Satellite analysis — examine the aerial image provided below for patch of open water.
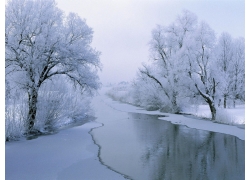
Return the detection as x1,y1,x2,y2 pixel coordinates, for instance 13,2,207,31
91,112,244,180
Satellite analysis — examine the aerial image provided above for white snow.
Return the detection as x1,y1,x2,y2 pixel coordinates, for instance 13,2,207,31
5,121,125,180
182,104,245,125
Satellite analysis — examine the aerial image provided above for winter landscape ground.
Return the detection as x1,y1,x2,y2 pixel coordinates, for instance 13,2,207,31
5,87,245,179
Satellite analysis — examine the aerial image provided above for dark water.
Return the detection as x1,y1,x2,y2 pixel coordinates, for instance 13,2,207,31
91,113,245,180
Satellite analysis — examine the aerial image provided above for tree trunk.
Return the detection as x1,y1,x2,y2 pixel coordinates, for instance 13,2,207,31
208,100,216,120
27,87,38,132
194,84,217,120
171,91,179,113
224,94,227,108
218,99,221,107
233,100,236,108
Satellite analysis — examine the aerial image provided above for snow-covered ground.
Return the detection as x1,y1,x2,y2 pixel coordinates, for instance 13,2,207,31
5,121,125,180
182,104,245,125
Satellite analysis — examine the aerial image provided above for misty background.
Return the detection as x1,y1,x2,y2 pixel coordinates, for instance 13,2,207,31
55,0,245,84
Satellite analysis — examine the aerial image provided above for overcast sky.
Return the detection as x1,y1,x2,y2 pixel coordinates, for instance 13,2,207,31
49,1,245,84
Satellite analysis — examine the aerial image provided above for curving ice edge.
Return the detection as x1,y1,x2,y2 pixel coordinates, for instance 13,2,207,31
99,89,245,141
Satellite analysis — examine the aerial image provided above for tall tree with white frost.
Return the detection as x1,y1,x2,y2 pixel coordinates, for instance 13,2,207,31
215,32,234,108
214,33,245,108
231,37,245,107
138,10,197,113
183,22,218,120
5,0,101,132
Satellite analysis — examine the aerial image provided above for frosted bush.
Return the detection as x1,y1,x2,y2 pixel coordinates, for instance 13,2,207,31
5,78,92,140
106,81,182,113
5,93,28,141
215,109,236,125
106,82,133,104
34,80,91,131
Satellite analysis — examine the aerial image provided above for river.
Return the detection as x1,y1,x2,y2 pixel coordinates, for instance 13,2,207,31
91,96,245,180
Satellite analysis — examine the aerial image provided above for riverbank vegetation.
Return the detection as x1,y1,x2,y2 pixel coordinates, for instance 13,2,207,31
106,82,244,126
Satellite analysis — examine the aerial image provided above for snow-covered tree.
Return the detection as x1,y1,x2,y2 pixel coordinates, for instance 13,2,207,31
215,32,234,108
183,21,218,120
134,65,168,111
5,0,101,133
132,10,244,120
214,33,245,108
231,37,245,106
135,10,198,113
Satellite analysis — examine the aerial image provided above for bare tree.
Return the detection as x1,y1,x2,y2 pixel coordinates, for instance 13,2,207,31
5,0,101,132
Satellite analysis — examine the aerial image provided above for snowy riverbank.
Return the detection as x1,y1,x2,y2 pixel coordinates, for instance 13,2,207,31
99,87,245,140
5,121,125,180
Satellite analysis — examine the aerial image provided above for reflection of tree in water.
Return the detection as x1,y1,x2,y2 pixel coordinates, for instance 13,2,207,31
129,113,244,180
